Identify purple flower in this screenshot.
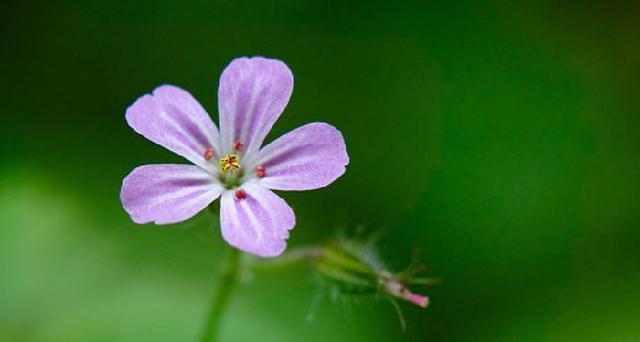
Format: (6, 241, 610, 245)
(120, 57, 349, 257)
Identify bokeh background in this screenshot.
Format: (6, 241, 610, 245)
(2, 1, 639, 341)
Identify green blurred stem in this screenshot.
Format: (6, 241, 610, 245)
(200, 246, 240, 342)
(249, 246, 323, 271)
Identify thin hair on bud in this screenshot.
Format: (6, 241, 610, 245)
(389, 298, 407, 332)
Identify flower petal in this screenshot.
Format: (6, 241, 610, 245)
(126, 85, 220, 171)
(217, 57, 293, 158)
(121, 164, 224, 225)
(220, 183, 295, 257)
(252, 123, 349, 191)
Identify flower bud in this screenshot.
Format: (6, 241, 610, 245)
(312, 240, 431, 308)
(315, 243, 379, 294)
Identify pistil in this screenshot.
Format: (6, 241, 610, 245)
(219, 153, 241, 173)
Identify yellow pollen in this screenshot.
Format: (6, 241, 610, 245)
(220, 153, 241, 172)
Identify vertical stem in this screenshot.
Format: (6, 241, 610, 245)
(200, 246, 241, 342)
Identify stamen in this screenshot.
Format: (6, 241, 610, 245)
(233, 141, 245, 152)
(204, 148, 215, 160)
(234, 189, 247, 200)
(220, 153, 241, 172)
(256, 166, 266, 178)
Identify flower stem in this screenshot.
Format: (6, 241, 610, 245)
(249, 246, 323, 271)
(200, 246, 241, 342)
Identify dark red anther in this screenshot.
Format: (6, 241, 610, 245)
(234, 189, 247, 200)
(256, 166, 266, 178)
(204, 148, 215, 160)
(233, 141, 244, 152)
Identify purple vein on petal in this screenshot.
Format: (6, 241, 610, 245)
(261, 143, 325, 170)
(163, 103, 213, 150)
(232, 76, 254, 144)
(155, 109, 204, 157)
(242, 84, 271, 151)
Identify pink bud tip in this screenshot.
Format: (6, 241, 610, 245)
(383, 279, 430, 308)
(406, 293, 429, 308)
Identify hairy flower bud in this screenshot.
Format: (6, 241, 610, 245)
(247, 236, 436, 330)
(315, 244, 379, 294)
(312, 240, 432, 309)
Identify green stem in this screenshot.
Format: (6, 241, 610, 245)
(200, 246, 241, 342)
(249, 246, 323, 271)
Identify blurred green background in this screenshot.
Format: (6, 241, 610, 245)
(2, 1, 639, 341)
